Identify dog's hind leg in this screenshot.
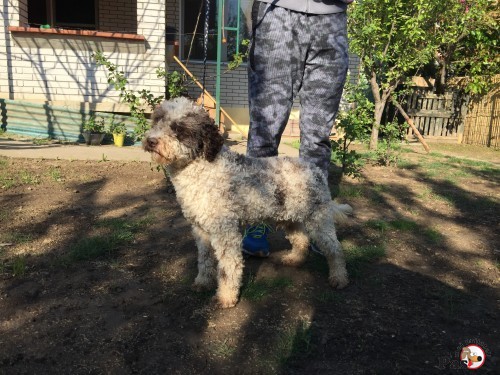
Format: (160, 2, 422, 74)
(210, 227, 244, 308)
(305, 212, 349, 289)
(192, 225, 217, 291)
(281, 222, 309, 267)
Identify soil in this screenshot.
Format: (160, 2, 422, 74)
(0, 146, 499, 374)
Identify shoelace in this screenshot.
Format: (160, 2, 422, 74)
(244, 223, 273, 238)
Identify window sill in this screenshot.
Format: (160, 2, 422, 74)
(8, 26, 145, 42)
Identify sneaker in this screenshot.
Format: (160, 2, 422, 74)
(242, 223, 272, 257)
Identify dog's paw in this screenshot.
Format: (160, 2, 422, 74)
(329, 275, 349, 289)
(211, 295, 238, 309)
(281, 253, 307, 267)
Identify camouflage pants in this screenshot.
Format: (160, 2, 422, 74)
(247, 2, 348, 176)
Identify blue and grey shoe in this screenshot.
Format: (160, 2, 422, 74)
(242, 223, 273, 257)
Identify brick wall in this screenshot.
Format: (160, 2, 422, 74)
(0, 0, 166, 108)
(99, 0, 138, 34)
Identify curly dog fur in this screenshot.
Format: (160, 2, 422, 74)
(143, 97, 351, 308)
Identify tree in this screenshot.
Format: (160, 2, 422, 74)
(432, 0, 499, 95)
(348, 0, 439, 150)
(348, 0, 499, 150)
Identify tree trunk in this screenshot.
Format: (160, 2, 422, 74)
(369, 100, 386, 150)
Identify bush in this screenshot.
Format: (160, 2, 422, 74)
(332, 79, 373, 178)
(83, 116, 105, 133)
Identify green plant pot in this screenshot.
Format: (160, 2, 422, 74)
(82, 132, 105, 146)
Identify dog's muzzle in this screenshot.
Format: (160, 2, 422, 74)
(144, 137, 158, 152)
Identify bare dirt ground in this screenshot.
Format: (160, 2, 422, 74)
(0, 143, 499, 374)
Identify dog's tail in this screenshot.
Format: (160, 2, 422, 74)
(332, 202, 353, 223)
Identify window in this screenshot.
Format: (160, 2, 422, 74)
(28, 0, 97, 30)
(182, 0, 252, 62)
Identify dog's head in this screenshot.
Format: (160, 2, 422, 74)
(143, 97, 224, 167)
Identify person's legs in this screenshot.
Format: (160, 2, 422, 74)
(244, 4, 308, 256)
(247, 3, 306, 158)
(298, 12, 349, 177)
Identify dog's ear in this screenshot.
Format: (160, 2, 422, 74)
(151, 104, 166, 125)
(200, 120, 224, 162)
(170, 110, 224, 162)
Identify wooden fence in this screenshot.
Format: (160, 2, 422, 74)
(406, 90, 468, 141)
(462, 75, 500, 148)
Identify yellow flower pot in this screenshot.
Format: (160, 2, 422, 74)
(113, 133, 125, 147)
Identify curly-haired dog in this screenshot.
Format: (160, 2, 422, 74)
(143, 97, 351, 308)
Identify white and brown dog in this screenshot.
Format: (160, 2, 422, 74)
(143, 97, 351, 308)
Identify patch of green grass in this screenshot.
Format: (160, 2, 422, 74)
(397, 159, 419, 170)
(32, 138, 52, 145)
(241, 275, 293, 302)
(423, 228, 443, 244)
(338, 185, 364, 198)
(1, 256, 28, 277)
(12, 256, 27, 276)
(0, 209, 11, 222)
(0, 232, 33, 244)
(19, 170, 40, 185)
(417, 187, 454, 205)
(272, 320, 313, 366)
(47, 166, 63, 182)
(0, 157, 8, 168)
(372, 184, 388, 193)
(366, 218, 419, 232)
(314, 290, 346, 304)
(210, 338, 237, 358)
(344, 244, 386, 278)
(365, 219, 390, 233)
(64, 215, 156, 263)
(68, 236, 116, 261)
(444, 156, 492, 169)
(389, 219, 419, 231)
(0, 174, 15, 189)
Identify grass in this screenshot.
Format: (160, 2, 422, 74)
(241, 275, 293, 302)
(210, 338, 237, 358)
(314, 290, 346, 304)
(417, 187, 454, 205)
(0, 157, 8, 168)
(271, 320, 313, 367)
(416, 152, 498, 183)
(19, 170, 40, 185)
(68, 236, 117, 261)
(0, 256, 27, 277)
(365, 219, 443, 244)
(47, 166, 63, 182)
(338, 185, 364, 198)
(423, 228, 443, 244)
(308, 243, 386, 279)
(12, 256, 27, 276)
(0, 167, 41, 189)
(32, 138, 52, 145)
(0, 232, 33, 244)
(63, 215, 155, 263)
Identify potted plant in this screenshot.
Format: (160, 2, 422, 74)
(108, 119, 127, 147)
(82, 116, 106, 145)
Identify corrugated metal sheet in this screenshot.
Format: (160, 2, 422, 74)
(0, 99, 137, 142)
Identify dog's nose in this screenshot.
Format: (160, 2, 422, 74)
(146, 137, 158, 149)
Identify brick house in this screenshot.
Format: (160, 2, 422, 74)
(0, 0, 359, 139)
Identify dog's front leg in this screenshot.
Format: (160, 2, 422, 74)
(209, 228, 244, 308)
(192, 225, 217, 291)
